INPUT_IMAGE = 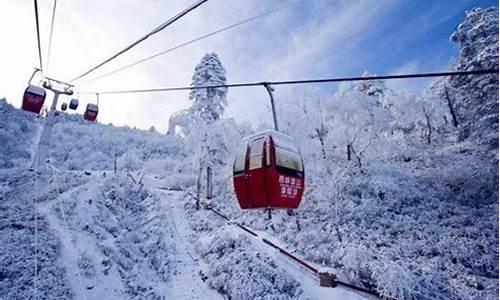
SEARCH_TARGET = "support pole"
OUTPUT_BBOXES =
[36,81,73,171]
[36,90,60,170]
[263,83,279,131]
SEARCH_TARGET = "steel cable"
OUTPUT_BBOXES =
[33,0,44,75]
[81,69,499,95]
[69,0,209,82]
[79,0,301,84]
[45,0,58,76]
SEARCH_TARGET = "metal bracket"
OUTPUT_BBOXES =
[261,82,279,131]
[27,68,42,85]
[43,76,74,95]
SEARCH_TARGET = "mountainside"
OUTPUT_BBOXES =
[0,6,498,300]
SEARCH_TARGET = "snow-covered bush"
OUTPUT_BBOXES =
[48,114,186,171]
[196,227,307,300]
[0,98,39,168]
[0,169,73,300]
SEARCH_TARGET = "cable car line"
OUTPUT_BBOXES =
[47,162,88,300]
[69,0,209,83]
[46,0,58,76]
[79,0,301,84]
[33,0,44,75]
[33,169,39,300]
[81,69,498,95]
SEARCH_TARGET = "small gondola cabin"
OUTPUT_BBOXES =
[83,103,98,121]
[22,85,46,114]
[69,98,79,110]
[233,130,305,210]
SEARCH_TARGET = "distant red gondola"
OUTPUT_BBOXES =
[233,130,305,209]
[61,102,67,111]
[22,84,46,114]
[84,103,98,121]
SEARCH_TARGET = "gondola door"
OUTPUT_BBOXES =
[247,137,268,208]
[233,144,250,208]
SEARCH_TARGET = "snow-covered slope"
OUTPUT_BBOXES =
[0,105,369,300]
[0,6,498,300]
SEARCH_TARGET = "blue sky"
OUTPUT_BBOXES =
[1,0,497,132]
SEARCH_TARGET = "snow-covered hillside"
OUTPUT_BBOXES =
[0,6,498,300]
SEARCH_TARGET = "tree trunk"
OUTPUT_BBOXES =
[335,226,343,243]
[206,166,213,199]
[196,164,202,210]
[444,86,459,127]
[424,108,432,144]
[316,128,327,160]
[347,144,352,161]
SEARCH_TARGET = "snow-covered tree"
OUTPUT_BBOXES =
[327,80,391,167]
[446,7,498,145]
[189,52,228,124]
[166,53,233,207]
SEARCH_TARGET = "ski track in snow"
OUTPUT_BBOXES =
[155,188,224,300]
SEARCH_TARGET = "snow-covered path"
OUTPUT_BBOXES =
[38,171,371,300]
[155,189,224,300]
[38,178,126,300]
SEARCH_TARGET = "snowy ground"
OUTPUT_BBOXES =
[2,156,371,300]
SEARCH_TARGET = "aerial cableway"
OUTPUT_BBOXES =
[21,1,499,299]
[80,69,498,213]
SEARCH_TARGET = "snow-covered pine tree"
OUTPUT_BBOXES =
[356,71,389,99]
[448,7,499,145]
[177,53,230,208]
[189,52,228,124]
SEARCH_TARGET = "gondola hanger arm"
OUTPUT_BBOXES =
[261,82,279,132]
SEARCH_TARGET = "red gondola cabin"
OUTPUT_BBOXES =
[61,102,68,111]
[84,103,98,121]
[233,130,305,209]
[22,85,46,114]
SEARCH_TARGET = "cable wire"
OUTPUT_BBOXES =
[47,162,88,300]
[80,0,301,84]
[69,0,209,82]
[46,0,58,76]
[33,0,44,75]
[81,69,499,95]
[33,169,39,300]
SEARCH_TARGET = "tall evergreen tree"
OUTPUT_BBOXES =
[189,53,228,124]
